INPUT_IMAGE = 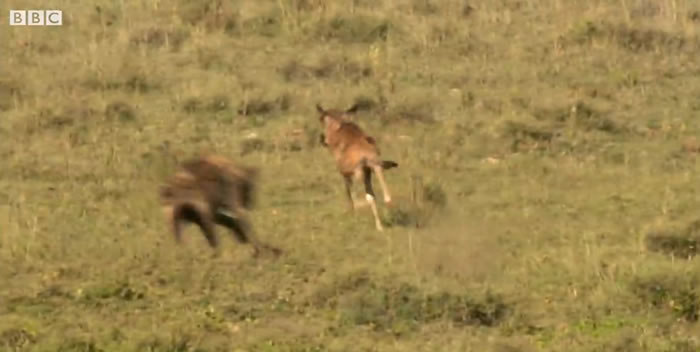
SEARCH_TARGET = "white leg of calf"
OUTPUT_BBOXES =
[365,194,384,231]
[372,166,392,204]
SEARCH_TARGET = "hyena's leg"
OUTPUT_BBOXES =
[218,186,257,245]
[216,210,282,258]
[186,203,219,248]
[363,167,384,231]
[372,164,392,204]
[164,205,184,244]
[215,210,250,244]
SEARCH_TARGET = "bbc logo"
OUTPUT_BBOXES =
[9,10,63,26]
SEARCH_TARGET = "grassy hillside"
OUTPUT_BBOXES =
[2,0,700,350]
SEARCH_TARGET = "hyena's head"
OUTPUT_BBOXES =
[238,171,257,210]
[225,165,259,210]
[159,184,171,196]
[158,184,175,205]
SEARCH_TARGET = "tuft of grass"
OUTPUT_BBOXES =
[349,95,380,113]
[279,56,373,83]
[207,94,230,112]
[241,10,284,38]
[182,95,232,114]
[0,79,23,111]
[382,99,436,125]
[238,94,292,116]
[310,272,509,336]
[532,101,624,135]
[631,273,700,323]
[0,328,36,351]
[240,136,266,156]
[91,5,120,28]
[136,335,198,352]
[645,219,700,259]
[315,15,394,43]
[567,21,700,53]
[385,179,447,229]
[80,281,146,303]
[56,338,104,352]
[411,0,440,16]
[105,101,136,123]
[176,0,239,34]
[129,28,190,51]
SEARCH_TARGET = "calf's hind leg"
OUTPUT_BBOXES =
[362,167,384,231]
[372,164,392,205]
[343,175,356,211]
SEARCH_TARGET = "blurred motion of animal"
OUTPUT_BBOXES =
[158,154,282,257]
[316,103,399,231]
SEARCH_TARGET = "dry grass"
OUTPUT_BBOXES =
[3,0,700,350]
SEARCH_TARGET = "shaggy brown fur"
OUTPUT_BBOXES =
[316,103,399,231]
[158,154,281,257]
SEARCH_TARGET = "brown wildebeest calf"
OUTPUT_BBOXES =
[158,154,282,257]
[316,103,398,231]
